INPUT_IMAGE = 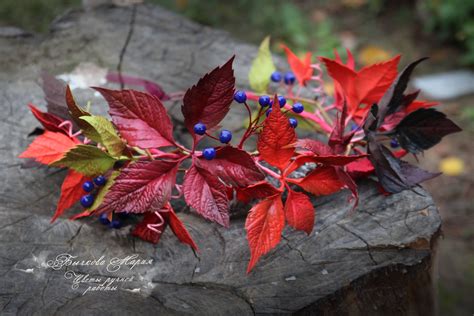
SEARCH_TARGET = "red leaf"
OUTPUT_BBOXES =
[257,97,296,170]
[197,146,264,187]
[405,100,438,113]
[167,207,199,251]
[106,72,170,100]
[28,104,68,134]
[288,166,345,196]
[245,194,284,273]
[19,131,78,165]
[51,170,89,222]
[335,167,359,210]
[236,181,281,203]
[346,158,374,179]
[295,138,332,155]
[320,55,400,120]
[97,160,178,214]
[183,164,229,227]
[284,190,314,235]
[94,88,175,148]
[284,154,366,177]
[281,45,313,85]
[182,56,235,136]
[132,212,167,244]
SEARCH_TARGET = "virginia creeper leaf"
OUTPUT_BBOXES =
[97,160,178,213]
[183,164,229,227]
[284,189,314,235]
[245,194,284,273]
[28,104,68,134]
[132,211,167,244]
[41,72,70,120]
[167,207,199,251]
[295,138,332,155]
[80,115,125,157]
[236,181,281,203]
[65,86,101,142]
[289,166,345,196]
[182,56,235,136]
[51,145,117,176]
[281,45,313,85]
[19,131,78,165]
[51,170,89,223]
[249,36,276,93]
[87,170,120,212]
[197,146,264,187]
[258,97,296,170]
[94,88,175,148]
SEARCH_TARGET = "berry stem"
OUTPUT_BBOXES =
[205,132,220,142]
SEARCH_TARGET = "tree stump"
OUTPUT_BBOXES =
[0,4,441,315]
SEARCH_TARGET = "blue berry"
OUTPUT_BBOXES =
[80,194,94,208]
[284,72,296,85]
[258,95,271,107]
[194,122,206,135]
[278,96,287,107]
[219,130,232,144]
[270,71,282,82]
[234,90,247,103]
[289,118,298,128]
[93,175,106,186]
[266,109,272,117]
[390,138,399,148]
[110,220,122,229]
[203,147,216,160]
[351,123,361,132]
[99,213,110,225]
[292,103,304,113]
[269,99,273,107]
[82,181,94,192]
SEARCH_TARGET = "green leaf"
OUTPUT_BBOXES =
[249,36,276,93]
[88,170,120,211]
[80,115,125,157]
[52,145,116,176]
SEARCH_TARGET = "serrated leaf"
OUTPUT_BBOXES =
[197,146,265,187]
[80,115,125,157]
[245,194,284,273]
[88,170,120,211]
[94,88,175,149]
[257,96,296,170]
[281,44,313,85]
[182,56,235,137]
[166,207,199,251]
[249,36,275,93]
[288,166,345,196]
[28,104,68,134]
[19,131,79,165]
[284,189,314,235]
[51,170,90,223]
[183,164,229,227]
[65,86,101,142]
[97,160,178,213]
[236,181,281,203]
[52,145,116,176]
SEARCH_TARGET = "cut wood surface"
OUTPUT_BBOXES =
[0,4,440,315]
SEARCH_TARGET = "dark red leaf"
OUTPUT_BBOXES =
[284,189,314,234]
[257,96,296,170]
[182,56,235,136]
[166,207,199,251]
[183,164,229,227]
[51,170,89,222]
[28,104,68,134]
[132,212,167,244]
[94,88,175,148]
[97,160,179,214]
[197,146,264,187]
[346,158,374,179]
[295,138,332,155]
[236,181,281,203]
[245,194,284,273]
[284,154,366,177]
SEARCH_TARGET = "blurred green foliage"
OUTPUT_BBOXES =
[421,0,474,65]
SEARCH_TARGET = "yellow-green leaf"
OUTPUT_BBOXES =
[249,36,276,93]
[52,145,116,176]
[80,115,125,157]
[88,170,120,211]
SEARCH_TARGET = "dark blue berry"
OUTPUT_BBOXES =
[266,109,272,117]
[80,194,94,208]
[270,71,282,82]
[390,138,399,148]
[203,147,216,160]
[258,95,271,107]
[292,103,304,113]
[289,118,298,128]
[284,72,296,85]
[99,213,110,225]
[351,123,361,132]
[278,96,287,107]
[193,122,206,135]
[234,90,247,103]
[109,220,122,229]
[219,130,232,144]
[82,181,94,192]
[93,175,106,186]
